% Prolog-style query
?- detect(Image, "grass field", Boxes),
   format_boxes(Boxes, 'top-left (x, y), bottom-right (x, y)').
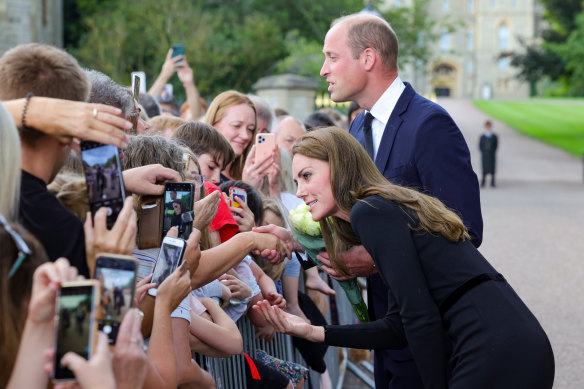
top-left (473, 99), bottom-right (584, 156)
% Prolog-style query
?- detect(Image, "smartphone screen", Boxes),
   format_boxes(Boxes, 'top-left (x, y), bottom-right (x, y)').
top-left (53, 282), bottom-right (99, 381)
top-left (94, 256), bottom-right (137, 344)
top-left (81, 142), bottom-right (126, 229)
top-left (148, 237), bottom-right (186, 296)
top-left (162, 182), bottom-right (194, 240)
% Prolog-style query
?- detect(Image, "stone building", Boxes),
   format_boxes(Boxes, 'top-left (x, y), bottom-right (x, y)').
top-left (0, 0), bottom-right (63, 55)
top-left (381, 0), bottom-right (544, 99)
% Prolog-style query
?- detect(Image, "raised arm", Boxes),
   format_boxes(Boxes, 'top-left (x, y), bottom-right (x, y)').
top-left (3, 98), bottom-right (130, 147)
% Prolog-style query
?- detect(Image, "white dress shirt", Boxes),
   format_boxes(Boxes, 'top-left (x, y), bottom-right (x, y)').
top-left (367, 76), bottom-right (405, 160)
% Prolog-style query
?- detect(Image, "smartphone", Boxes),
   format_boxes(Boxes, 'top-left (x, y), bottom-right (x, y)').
top-left (52, 280), bottom-right (100, 382)
top-left (94, 254), bottom-right (137, 344)
top-left (148, 236), bottom-right (187, 297)
top-left (171, 44), bottom-right (184, 58)
top-left (131, 71), bottom-right (146, 94)
top-left (229, 186), bottom-right (247, 208)
top-left (255, 133), bottom-right (276, 162)
top-left (132, 74), bottom-right (141, 104)
top-left (162, 182), bottom-right (194, 241)
top-left (80, 141), bottom-right (126, 229)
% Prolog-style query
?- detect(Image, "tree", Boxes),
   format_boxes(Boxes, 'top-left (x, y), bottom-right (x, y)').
top-left (273, 0), bottom-right (440, 94)
top-left (547, 13), bottom-right (584, 96)
top-left (70, 0), bottom-right (286, 98)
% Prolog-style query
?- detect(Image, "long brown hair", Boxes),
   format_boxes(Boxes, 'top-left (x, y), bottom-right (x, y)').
top-left (0, 222), bottom-right (48, 386)
top-left (292, 127), bottom-right (469, 277)
top-left (203, 90), bottom-right (257, 179)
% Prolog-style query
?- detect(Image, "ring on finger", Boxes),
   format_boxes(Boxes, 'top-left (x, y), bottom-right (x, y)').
top-left (130, 338), bottom-right (142, 344)
top-left (92, 108), bottom-right (99, 119)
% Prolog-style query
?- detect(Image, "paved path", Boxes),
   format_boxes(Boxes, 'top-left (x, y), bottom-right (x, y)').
top-left (441, 98), bottom-right (584, 389)
top-left (343, 98), bottom-right (584, 388)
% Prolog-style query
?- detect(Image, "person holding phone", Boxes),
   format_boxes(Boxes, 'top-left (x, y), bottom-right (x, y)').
top-left (254, 128), bottom-right (554, 389)
top-left (148, 47), bottom-right (203, 120)
top-left (204, 90), bottom-right (278, 190)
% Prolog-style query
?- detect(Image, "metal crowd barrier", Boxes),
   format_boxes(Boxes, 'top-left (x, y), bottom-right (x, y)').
top-left (196, 273), bottom-right (361, 388)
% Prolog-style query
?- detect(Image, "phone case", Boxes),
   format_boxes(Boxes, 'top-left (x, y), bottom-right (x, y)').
top-left (255, 133), bottom-right (276, 162)
top-left (229, 187), bottom-right (247, 208)
top-left (137, 195), bottom-right (163, 249)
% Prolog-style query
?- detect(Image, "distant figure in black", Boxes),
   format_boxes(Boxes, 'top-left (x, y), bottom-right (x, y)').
top-left (479, 120), bottom-right (498, 187)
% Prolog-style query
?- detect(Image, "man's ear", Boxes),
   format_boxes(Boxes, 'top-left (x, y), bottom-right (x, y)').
top-left (361, 48), bottom-right (377, 72)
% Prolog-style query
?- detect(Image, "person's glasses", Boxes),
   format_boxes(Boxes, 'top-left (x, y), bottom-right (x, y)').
top-left (0, 214), bottom-right (32, 279)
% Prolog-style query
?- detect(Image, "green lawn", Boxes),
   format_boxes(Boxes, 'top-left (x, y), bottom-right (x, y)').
top-left (473, 99), bottom-right (584, 156)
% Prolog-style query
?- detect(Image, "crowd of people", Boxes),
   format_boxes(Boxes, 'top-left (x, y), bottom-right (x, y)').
top-left (1, 11), bottom-right (554, 389)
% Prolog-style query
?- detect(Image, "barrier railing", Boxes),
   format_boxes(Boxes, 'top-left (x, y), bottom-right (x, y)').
top-left (196, 273), bottom-right (361, 388)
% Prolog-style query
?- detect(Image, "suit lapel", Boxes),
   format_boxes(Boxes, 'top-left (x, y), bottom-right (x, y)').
top-left (374, 83), bottom-right (415, 172)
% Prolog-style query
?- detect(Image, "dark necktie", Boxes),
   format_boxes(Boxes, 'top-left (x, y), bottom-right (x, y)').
top-left (362, 112), bottom-right (375, 160)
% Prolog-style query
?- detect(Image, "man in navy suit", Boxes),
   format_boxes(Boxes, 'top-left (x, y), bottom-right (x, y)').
top-left (316, 13), bottom-right (483, 389)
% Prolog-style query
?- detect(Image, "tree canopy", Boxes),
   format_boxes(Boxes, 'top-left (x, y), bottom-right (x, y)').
top-left (64, 0), bottom-right (439, 99)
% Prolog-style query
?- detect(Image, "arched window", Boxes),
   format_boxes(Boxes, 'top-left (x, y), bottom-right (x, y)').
top-left (434, 63), bottom-right (455, 76)
top-left (467, 0), bottom-right (474, 11)
top-left (439, 26), bottom-right (451, 52)
top-left (442, 0), bottom-right (449, 11)
top-left (467, 29), bottom-right (474, 51)
top-left (498, 24), bottom-right (510, 50)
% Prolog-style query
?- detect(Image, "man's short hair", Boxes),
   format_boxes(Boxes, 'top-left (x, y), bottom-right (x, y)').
top-left (0, 43), bottom-right (90, 145)
top-left (304, 112), bottom-right (336, 131)
top-left (333, 14), bottom-right (398, 72)
top-left (273, 115), bottom-right (306, 135)
top-left (139, 92), bottom-right (161, 118)
top-left (86, 70), bottom-right (135, 120)
top-left (0, 43), bottom-right (90, 102)
top-left (247, 94), bottom-right (275, 133)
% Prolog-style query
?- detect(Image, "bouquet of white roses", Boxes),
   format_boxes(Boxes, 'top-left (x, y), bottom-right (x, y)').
top-left (289, 203), bottom-right (369, 322)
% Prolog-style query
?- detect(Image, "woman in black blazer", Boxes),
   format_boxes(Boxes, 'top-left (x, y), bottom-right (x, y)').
top-left (254, 127), bottom-right (554, 389)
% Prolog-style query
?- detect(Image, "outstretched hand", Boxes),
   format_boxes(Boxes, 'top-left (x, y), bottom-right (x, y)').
top-left (253, 300), bottom-right (323, 342)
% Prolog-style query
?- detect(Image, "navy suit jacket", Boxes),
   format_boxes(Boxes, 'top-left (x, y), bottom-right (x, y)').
top-left (349, 83), bottom-right (483, 387)
top-left (350, 83), bottom-right (482, 244)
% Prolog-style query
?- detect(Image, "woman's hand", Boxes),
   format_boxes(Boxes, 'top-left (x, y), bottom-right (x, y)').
top-left (134, 274), bottom-right (156, 307)
top-left (253, 300), bottom-right (322, 341)
top-left (58, 332), bottom-right (115, 389)
top-left (84, 197), bottom-right (137, 275)
top-left (219, 274), bottom-right (252, 301)
top-left (112, 309), bottom-right (148, 389)
top-left (193, 190), bottom-right (221, 230)
top-left (28, 258), bottom-right (80, 325)
top-left (242, 144), bottom-right (276, 190)
top-left (156, 261), bottom-right (192, 312)
top-left (22, 98), bottom-right (131, 148)
top-left (230, 200), bottom-right (255, 232)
